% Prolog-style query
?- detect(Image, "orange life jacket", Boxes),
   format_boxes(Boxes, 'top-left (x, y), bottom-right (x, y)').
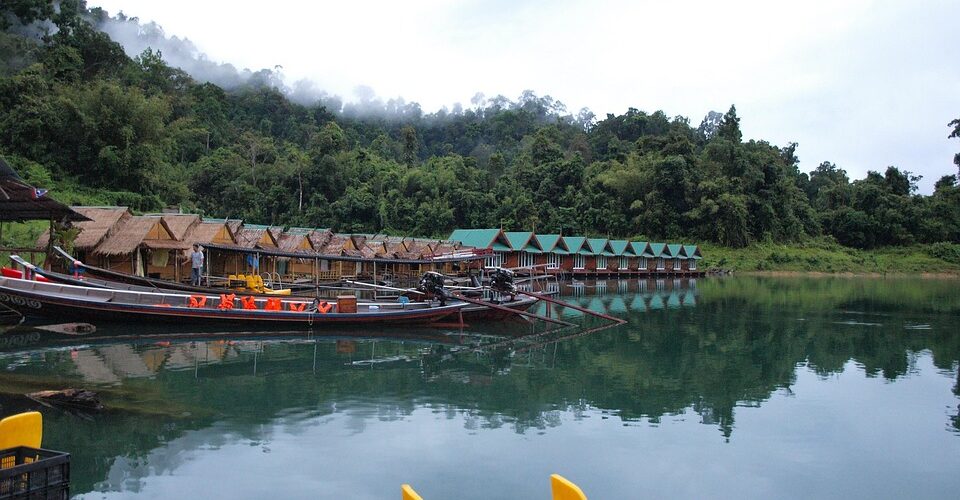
top-left (264, 297), bottom-right (282, 311)
top-left (317, 301), bottom-right (333, 314)
top-left (218, 293), bottom-right (236, 310)
top-left (188, 295), bottom-right (207, 308)
top-left (239, 296), bottom-right (257, 310)
top-left (288, 302), bottom-right (307, 312)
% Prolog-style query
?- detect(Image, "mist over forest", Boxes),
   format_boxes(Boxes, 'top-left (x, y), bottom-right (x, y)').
top-left (1, 1), bottom-right (959, 252)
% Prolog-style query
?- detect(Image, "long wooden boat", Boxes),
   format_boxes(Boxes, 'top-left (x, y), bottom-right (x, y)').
top-left (0, 277), bottom-right (465, 326)
top-left (15, 256), bottom-right (544, 323)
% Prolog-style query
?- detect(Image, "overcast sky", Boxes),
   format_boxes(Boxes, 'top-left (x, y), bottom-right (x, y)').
top-left (90, 0), bottom-right (959, 193)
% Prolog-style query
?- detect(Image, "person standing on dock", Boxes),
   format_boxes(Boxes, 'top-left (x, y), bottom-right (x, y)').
top-left (189, 244), bottom-right (204, 286)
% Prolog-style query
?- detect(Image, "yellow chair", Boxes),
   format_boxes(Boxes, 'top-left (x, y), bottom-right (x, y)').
top-left (402, 475), bottom-right (587, 499)
top-left (0, 411), bottom-right (42, 451)
top-left (551, 474), bottom-right (587, 500)
top-left (401, 484), bottom-right (423, 500)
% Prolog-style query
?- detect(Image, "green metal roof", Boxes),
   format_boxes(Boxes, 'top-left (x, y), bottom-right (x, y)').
top-left (683, 244), bottom-right (703, 260)
top-left (586, 238), bottom-right (611, 256)
top-left (448, 229), bottom-right (512, 251)
top-left (666, 244), bottom-right (686, 258)
top-left (649, 243), bottom-right (667, 257)
top-left (608, 240), bottom-right (634, 256)
top-left (537, 234), bottom-right (570, 255)
top-left (563, 236), bottom-right (590, 255)
top-left (505, 231), bottom-right (542, 253)
top-left (631, 242), bottom-right (654, 258)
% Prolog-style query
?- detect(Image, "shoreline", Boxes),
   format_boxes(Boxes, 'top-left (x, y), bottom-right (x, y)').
top-left (735, 270), bottom-right (960, 279)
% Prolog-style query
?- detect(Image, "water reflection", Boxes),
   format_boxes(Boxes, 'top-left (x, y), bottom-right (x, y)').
top-left (0, 277), bottom-right (958, 498)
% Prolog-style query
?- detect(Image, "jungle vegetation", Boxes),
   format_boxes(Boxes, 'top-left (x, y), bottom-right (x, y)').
top-left (1, 1), bottom-right (959, 254)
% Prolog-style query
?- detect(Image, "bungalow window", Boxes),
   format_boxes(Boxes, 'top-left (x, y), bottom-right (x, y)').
top-left (519, 252), bottom-right (535, 268)
top-left (673, 259), bottom-right (681, 270)
top-left (597, 256), bottom-right (607, 269)
top-left (639, 257), bottom-right (648, 270)
top-left (656, 258), bottom-right (665, 270)
top-left (619, 257), bottom-right (628, 270)
top-left (485, 253), bottom-right (504, 268)
top-left (573, 254), bottom-right (585, 269)
top-left (689, 260), bottom-right (697, 271)
top-left (547, 253), bottom-right (561, 269)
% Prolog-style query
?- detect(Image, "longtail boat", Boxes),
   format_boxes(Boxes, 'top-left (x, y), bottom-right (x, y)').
top-left (17, 255), bottom-right (547, 323)
top-left (0, 277), bottom-right (465, 326)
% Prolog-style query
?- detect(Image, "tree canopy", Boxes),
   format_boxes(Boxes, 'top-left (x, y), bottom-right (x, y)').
top-left (1, 1), bottom-right (958, 248)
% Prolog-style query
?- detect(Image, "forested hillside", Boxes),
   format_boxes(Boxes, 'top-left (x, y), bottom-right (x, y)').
top-left (2, 1), bottom-right (959, 250)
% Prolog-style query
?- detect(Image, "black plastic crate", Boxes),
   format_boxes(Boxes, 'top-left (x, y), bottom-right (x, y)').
top-left (0, 447), bottom-right (69, 499)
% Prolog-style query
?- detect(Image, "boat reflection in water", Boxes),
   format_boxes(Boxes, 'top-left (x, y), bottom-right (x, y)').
top-left (2, 276), bottom-right (958, 499)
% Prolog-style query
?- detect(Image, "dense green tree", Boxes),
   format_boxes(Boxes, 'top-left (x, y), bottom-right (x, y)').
top-left (0, 5), bottom-right (957, 246)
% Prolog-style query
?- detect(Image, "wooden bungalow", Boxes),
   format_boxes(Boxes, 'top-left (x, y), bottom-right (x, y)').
top-left (234, 224), bottom-right (279, 274)
top-left (631, 242), bottom-right (655, 275)
top-left (585, 238), bottom-right (614, 276)
top-left (649, 243), bottom-right (668, 273)
top-left (503, 232), bottom-right (543, 271)
top-left (315, 233), bottom-right (364, 278)
top-left (683, 245), bottom-right (703, 274)
top-left (665, 244), bottom-right (686, 274)
top-left (562, 236), bottom-right (588, 274)
top-left (448, 229), bottom-right (512, 269)
top-left (534, 234), bottom-right (570, 275)
top-left (428, 240), bottom-right (463, 274)
top-left (276, 228), bottom-right (317, 277)
top-left (91, 216), bottom-right (188, 277)
top-left (608, 240), bottom-right (635, 276)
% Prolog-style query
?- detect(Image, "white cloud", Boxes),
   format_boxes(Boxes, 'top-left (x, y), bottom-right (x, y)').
top-left (90, 0), bottom-right (960, 192)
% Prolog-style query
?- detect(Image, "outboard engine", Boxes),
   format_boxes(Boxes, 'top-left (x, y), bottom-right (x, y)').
top-left (418, 271), bottom-right (451, 305)
top-left (489, 267), bottom-right (517, 298)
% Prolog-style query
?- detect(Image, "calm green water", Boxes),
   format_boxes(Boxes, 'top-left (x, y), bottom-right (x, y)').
top-left (1, 277), bottom-right (959, 499)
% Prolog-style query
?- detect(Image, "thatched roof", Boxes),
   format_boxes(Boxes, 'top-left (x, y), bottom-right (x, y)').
top-left (318, 234), bottom-right (362, 257)
top-left (93, 216), bottom-right (182, 256)
top-left (235, 226), bottom-right (277, 248)
top-left (159, 214), bottom-right (200, 240)
top-left (184, 221), bottom-right (236, 247)
top-left (307, 229), bottom-right (333, 249)
top-left (36, 206), bottom-right (133, 250)
top-left (277, 232), bottom-right (313, 253)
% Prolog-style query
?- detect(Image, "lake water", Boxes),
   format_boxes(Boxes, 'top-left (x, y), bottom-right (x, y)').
top-left (1, 276), bottom-right (958, 499)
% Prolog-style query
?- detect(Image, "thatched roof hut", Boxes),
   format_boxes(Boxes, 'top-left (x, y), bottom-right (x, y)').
top-left (92, 216), bottom-right (187, 257)
top-left (36, 206), bottom-right (132, 250)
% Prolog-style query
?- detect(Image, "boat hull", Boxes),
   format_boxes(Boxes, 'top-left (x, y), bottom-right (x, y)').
top-left (0, 278), bottom-right (463, 327)
top-left (457, 295), bottom-right (539, 321)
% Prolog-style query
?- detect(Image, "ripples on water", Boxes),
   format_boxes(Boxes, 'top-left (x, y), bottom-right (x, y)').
top-left (0, 276), bottom-right (958, 499)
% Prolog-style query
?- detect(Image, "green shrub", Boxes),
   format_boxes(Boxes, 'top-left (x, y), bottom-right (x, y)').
top-left (926, 242), bottom-right (960, 265)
